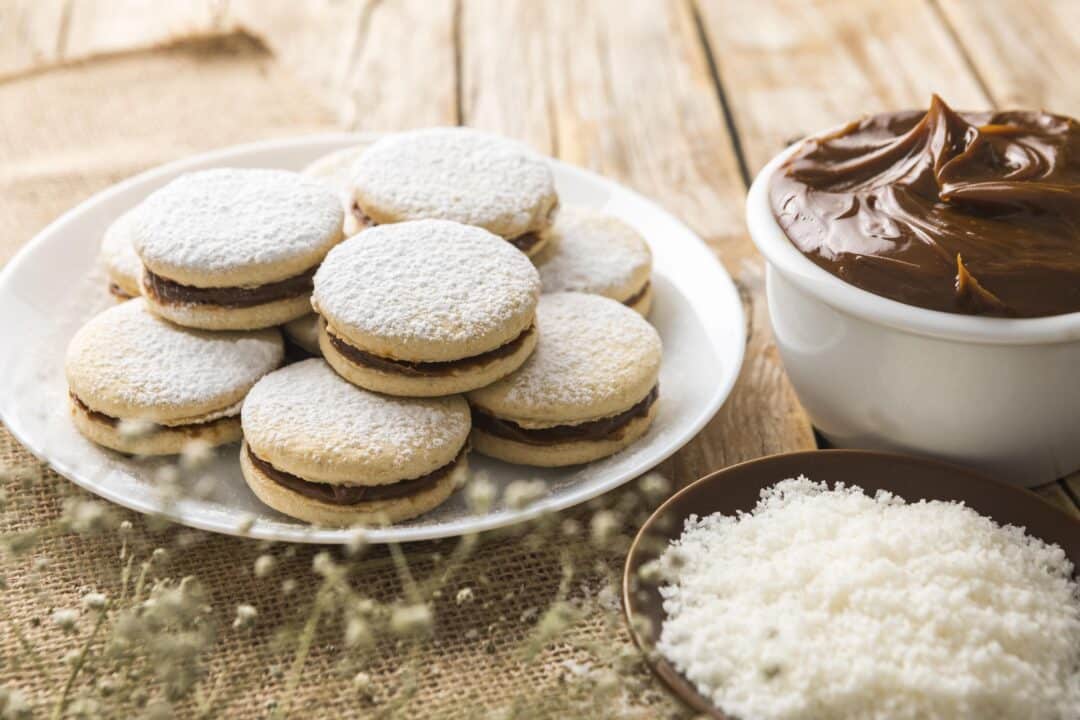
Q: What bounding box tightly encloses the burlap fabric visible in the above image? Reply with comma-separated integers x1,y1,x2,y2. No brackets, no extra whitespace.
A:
0,35,685,718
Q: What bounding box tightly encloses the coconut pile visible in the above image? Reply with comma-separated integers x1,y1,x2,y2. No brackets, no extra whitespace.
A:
657,477,1080,720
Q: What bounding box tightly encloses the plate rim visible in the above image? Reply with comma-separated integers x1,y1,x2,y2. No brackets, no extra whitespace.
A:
622,448,1080,718
0,132,746,544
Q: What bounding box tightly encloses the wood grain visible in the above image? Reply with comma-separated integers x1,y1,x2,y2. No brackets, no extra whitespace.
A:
694,0,987,174
936,0,1080,116
461,0,816,483
0,0,68,79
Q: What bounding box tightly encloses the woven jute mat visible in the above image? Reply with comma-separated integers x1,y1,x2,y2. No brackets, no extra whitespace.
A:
0,35,684,719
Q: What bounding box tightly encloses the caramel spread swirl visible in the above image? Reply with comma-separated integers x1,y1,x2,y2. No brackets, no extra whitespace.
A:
770,95,1080,317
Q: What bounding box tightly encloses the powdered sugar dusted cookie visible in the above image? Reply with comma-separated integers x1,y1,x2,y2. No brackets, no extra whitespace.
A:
240,359,471,526
313,220,540,397
467,292,661,466
302,144,371,237
65,298,283,455
351,127,559,256
99,208,144,300
535,206,654,315
132,168,344,330
282,314,321,357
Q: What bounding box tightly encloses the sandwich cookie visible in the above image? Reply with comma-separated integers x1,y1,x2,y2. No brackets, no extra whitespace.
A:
467,292,661,467
132,168,344,330
302,144,372,237
351,127,559,256
535,206,654,315
99,209,144,300
282,314,322,357
65,298,283,455
240,359,471,526
313,219,541,397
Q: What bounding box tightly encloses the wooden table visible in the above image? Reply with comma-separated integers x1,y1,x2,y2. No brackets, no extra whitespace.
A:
2,1,1079,715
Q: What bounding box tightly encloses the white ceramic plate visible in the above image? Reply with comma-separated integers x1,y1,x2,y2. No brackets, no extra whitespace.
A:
0,133,745,544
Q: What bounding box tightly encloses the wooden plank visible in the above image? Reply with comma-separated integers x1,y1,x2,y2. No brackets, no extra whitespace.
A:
695,0,987,174
62,0,224,58
226,0,369,119
936,0,1080,116
336,0,458,130
461,0,816,482
0,0,68,79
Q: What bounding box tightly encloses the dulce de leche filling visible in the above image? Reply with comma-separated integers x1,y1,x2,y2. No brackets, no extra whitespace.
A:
327,325,535,378
142,266,316,308
472,385,658,445
247,445,464,505
770,95,1080,318
70,393,236,433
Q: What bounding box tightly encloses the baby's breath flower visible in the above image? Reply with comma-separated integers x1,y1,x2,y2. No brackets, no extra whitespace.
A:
82,591,107,610
180,439,213,469
32,557,48,571
352,671,372,693
191,475,217,500
561,518,582,537
118,418,155,440
466,473,496,513
150,547,169,565
234,513,255,534
62,649,81,665
253,554,276,578
503,479,547,510
233,604,257,629
51,608,79,632
344,617,372,648
0,686,30,720
62,498,113,534
455,587,474,605
313,551,344,580
638,472,671,503
589,510,620,549
281,579,297,595
119,520,133,534
153,466,180,487
345,529,368,557
389,603,433,637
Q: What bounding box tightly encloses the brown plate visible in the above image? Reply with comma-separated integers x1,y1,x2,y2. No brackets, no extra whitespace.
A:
622,450,1080,719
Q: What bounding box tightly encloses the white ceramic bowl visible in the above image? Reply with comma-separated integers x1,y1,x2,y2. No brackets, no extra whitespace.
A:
747,144,1080,487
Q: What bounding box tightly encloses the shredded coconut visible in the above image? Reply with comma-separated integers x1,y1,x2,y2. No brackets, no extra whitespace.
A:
312,220,539,359
131,168,343,282
241,360,470,475
658,477,1080,720
65,298,283,416
352,127,556,238
536,206,652,297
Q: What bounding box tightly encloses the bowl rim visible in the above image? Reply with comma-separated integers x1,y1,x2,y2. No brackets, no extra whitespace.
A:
745,141,1080,346
622,448,1080,719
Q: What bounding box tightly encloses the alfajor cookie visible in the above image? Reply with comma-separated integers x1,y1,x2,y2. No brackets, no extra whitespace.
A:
467,292,661,467
301,144,372,237
66,298,283,455
351,127,559,256
534,206,654,315
282,314,322,357
99,208,144,300
132,168,344,330
240,359,471,526
313,219,540,397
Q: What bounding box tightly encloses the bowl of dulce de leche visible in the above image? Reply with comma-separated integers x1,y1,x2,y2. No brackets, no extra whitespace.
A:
746,95,1080,486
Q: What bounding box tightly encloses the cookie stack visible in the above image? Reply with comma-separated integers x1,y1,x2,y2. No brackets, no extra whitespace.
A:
73,127,662,527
